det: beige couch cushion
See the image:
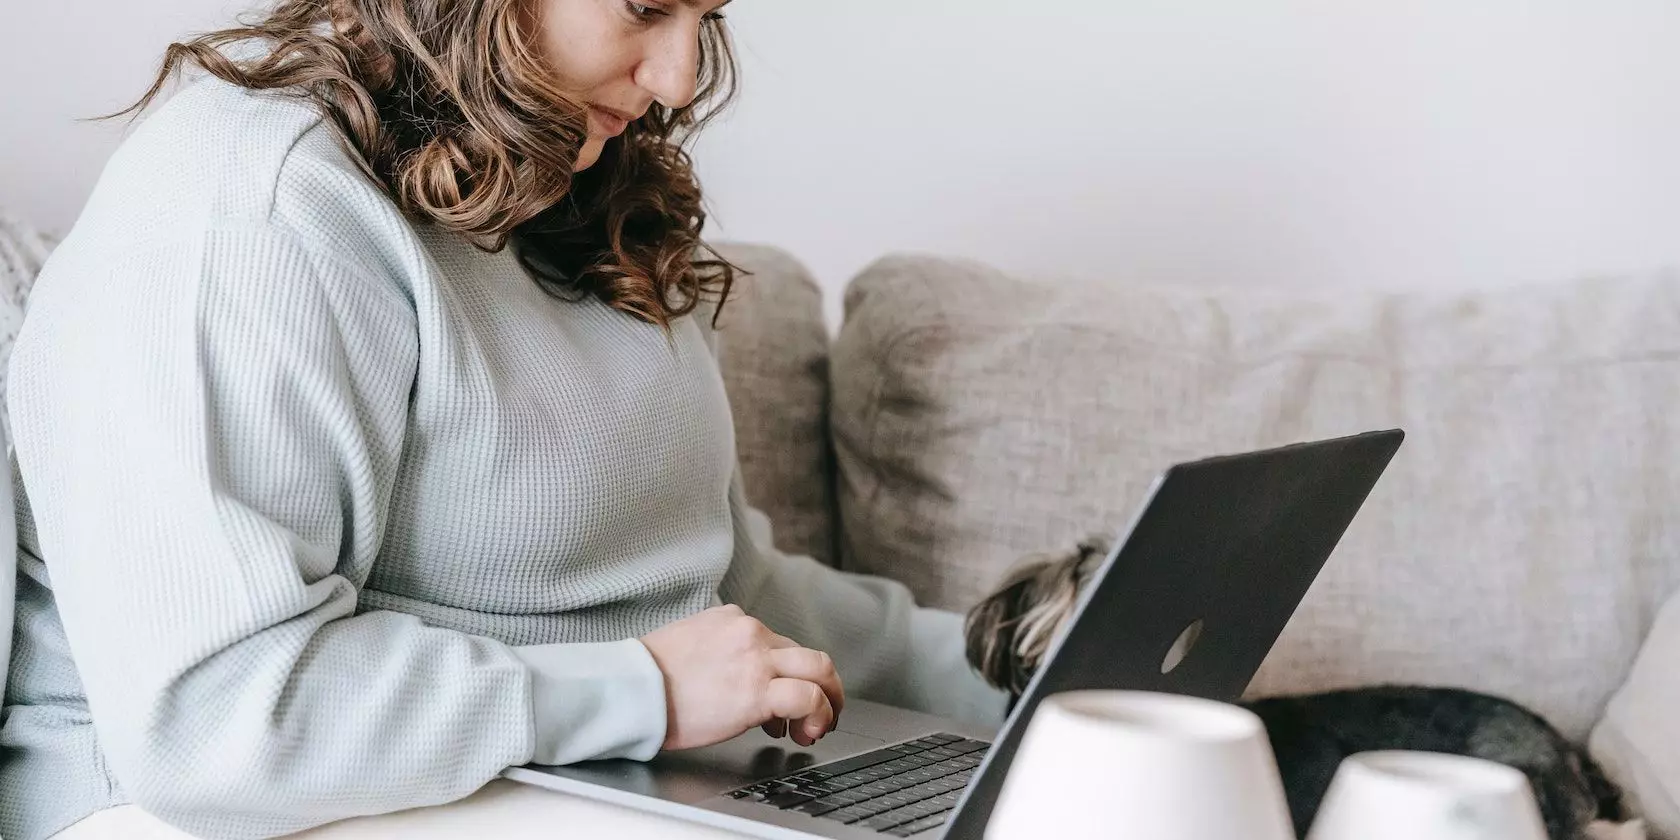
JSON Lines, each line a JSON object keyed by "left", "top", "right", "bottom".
{"left": 709, "top": 243, "right": 838, "bottom": 567}
{"left": 830, "top": 253, "right": 1680, "bottom": 739}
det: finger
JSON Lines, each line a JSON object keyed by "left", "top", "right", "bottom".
{"left": 769, "top": 647, "right": 846, "bottom": 728}
{"left": 760, "top": 718, "right": 788, "bottom": 739}
{"left": 763, "top": 635, "right": 842, "bottom": 728}
{"left": 764, "top": 678, "right": 835, "bottom": 746}
{"left": 787, "top": 716, "right": 819, "bottom": 747}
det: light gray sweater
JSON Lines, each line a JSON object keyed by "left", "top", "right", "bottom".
{"left": 0, "top": 76, "right": 1005, "bottom": 840}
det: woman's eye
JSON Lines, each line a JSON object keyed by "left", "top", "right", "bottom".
{"left": 622, "top": 1, "right": 724, "bottom": 24}
{"left": 623, "top": 2, "right": 724, "bottom": 24}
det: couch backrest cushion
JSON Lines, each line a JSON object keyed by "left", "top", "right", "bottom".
{"left": 0, "top": 213, "right": 52, "bottom": 444}
{"left": 1, "top": 210, "right": 51, "bottom": 753}
{"left": 830, "top": 252, "right": 1680, "bottom": 738}
{"left": 710, "top": 243, "right": 839, "bottom": 567}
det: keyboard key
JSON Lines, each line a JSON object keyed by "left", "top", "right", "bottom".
{"left": 810, "top": 748, "right": 901, "bottom": 778}
{"left": 932, "top": 777, "right": 967, "bottom": 794}
{"left": 876, "top": 792, "right": 918, "bottom": 809}
{"left": 880, "top": 775, "right": 962, "bottom": 806}
{"left": 926, "top": 790, "right": 963, "bottom": 808}
{"left": 826, "top": 805, "right": 874, "bottom": 823}
{"left": 927, "top": 733, "right": 963, "bottom": 744}
{"left": 840, "top": 801, "right": 894, "bottom": 822}
{"left": 865, "top": 798, "right": 947, "bottom": 831}
{"left": 791, "top": 798, "right": 843, "bottom": 817}
{"left": 764, "top": 790, "right": 816, "bottom": 809}
{"left": 950, "top": 739, "right": 991, "bottom": 754}
{"left": 887, "top": 810, "right": 953, "bottom": 837}
{"left": 892, "top": 800, "right": 943, "bottom": 820}
{"left": 862, "top": 811, "right": 919, "bottom": 831}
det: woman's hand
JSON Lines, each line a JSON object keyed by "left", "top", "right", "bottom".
{"left": 639, "top": 604, "right": 845, "bottom": 751}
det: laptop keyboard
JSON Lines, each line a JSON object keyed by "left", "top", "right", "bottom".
{"left": 727, "top": 732, "right": 990, "bottom": 836}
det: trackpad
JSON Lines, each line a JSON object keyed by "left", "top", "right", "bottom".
{"left": 655, "top": 727, "right": 889, "bottom": 791}
{"left": 540, "top": 728, "right": 889, "bottom": 805}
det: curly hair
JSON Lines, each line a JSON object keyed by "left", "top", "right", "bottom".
{"left": 107, "top": 0, "right": 739, "bottom": 331}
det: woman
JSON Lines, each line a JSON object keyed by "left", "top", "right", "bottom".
{"left": 0, "top": 1, "right": 1006, "bottom": 837}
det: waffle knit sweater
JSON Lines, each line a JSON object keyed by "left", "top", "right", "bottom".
{"left": 0, "top": 76, "right": 1006, "bottom": 840}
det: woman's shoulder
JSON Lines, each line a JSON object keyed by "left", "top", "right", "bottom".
{"left": 85, "top": 75, "right": 324, "bottom": 226}
{"left": 73, "top": 73, "right": 420, "bottom": 288}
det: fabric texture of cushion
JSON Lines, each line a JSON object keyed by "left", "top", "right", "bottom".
{"left": 829, "top": 252, "right": 1680, "bottom": 740}
{"left": 709, "top": 242, "right": 839, "bottom": 567}
{"left": 0, "top": 210, "right": 51, "bottom": 775}
{"left": 1592, "top": 587, "right": 1680, "bottom": 840}
{"left": 0, "top": 212, "right": 51, "bottom": 444}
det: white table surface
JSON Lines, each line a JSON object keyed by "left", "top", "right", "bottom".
{"left": 293, "top": 781, "right": 749, "bottom": 839}
{"left": 56, "top": 781, "right": 750, "bottom": 839}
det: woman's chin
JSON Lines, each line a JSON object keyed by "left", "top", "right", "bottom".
{"left": 574, "top": 139, "right": 607, "bottom": 172}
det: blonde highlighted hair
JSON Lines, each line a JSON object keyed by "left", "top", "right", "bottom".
{"left": 109, "top": 0, "right": 740, "bottom": 330}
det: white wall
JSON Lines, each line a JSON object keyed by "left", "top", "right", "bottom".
{"left": 7, "top": 2, "right": 1680, "bottom": 326}
{"left": 2, "top": 0, "right": 249, "bottom": 229}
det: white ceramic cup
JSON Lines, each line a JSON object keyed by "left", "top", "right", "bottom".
{"left": 1305, "top": 750, "right": 1549, "bottom": 840}
{"left": 985, "top": 690, "right": 1296, "bottom": 840}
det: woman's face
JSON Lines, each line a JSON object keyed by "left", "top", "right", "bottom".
{"left": 537, "top": 0, "right": 731, "bottom": 171}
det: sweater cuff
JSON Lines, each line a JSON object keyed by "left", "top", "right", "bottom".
{"left": 511, "top": 638, "right": 668, "bottom": 765}
{"left": 904, "top": 607, "right": 1010, "bottom": 729}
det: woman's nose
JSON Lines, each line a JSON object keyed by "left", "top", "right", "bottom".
{"left": 634, "top": 28, "right": 702, "bottom": 110}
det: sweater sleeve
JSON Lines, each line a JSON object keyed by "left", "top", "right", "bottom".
{"left": 717, "top": 470, "right": 1009, "bottom": 729}
{"left": 8, "top": 224, "right": 662, "bottom": 839}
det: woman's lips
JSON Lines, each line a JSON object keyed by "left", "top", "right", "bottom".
{"left": 588, "top": 106, "right": 631, "bottom": 137}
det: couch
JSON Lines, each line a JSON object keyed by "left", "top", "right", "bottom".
{"left": 0, "top": 212, "right": 51, "bottom": 736}
{"left": 708, "top": 242, "right": 1680, "bottom": 837}
{"left": 4, "top": 215, "right": 1678, "bottom": 837}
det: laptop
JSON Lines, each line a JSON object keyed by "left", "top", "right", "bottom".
{"left": 503, "top": 429, "right": 1405, "bottom": 839}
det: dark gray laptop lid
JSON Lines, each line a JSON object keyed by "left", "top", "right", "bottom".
{"left": 943, "top": 429, "right": 1404, "bottom": 839}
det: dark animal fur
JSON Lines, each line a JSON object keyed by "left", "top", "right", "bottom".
{"left": 1247, "top": 686, "right": 1625, "bottom": 839}
{"left": 963, "top": 534, "right": 1636, "bottom": 840}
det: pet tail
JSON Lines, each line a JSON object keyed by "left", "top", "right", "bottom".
{"left": 1579, "top": 749, "right": 1628, "bottom": 822}
{"left": 1575, "top": 750, "right": 1647, "bottom": 840}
